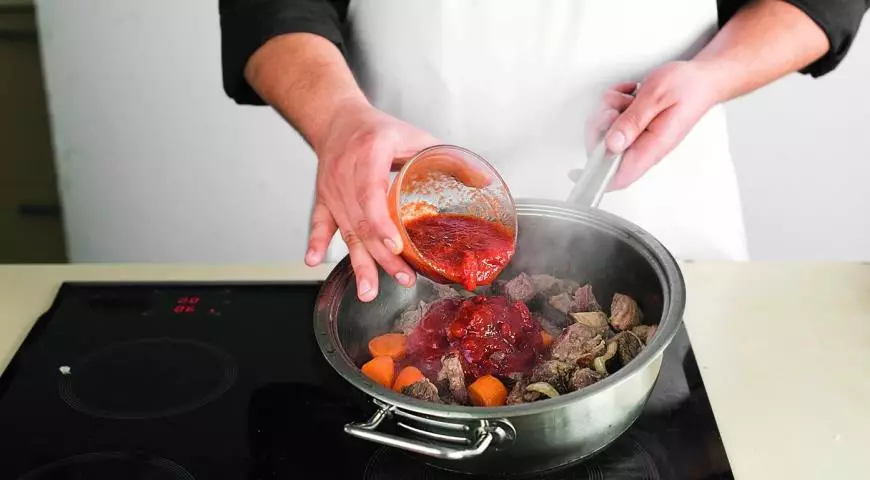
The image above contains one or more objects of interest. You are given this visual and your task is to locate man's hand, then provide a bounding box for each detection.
[307,101,439,302]
[245,33,443,302]
[599,61,721,191]
[579,0,830,191]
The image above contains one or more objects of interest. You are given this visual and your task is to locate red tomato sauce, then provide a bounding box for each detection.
[405,296,545,382]
[403,214,515,291]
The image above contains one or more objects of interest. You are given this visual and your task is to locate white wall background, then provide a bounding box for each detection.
[725,31,870,261]
[34,0,870,263]
[36,0,319,263]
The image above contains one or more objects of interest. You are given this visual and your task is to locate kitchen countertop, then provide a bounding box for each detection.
[0,262,868,479]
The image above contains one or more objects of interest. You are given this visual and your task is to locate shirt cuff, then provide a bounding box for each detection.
[785,0,859,77]
[220,1,344,105]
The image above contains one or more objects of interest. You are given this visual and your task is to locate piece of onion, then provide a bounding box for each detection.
[593,340,619,376]
[526,382,560,398]
[570,311,608,329]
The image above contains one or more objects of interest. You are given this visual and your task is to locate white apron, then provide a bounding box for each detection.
[327,0,749,262]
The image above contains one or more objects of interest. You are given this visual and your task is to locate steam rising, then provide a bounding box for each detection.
[503,207,620,286]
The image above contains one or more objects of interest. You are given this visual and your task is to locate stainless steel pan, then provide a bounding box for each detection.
[313,198,685,475]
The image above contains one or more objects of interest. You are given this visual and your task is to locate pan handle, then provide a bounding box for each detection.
[566,142,624,209]
[567,83,639,209]
[344,400,514,460]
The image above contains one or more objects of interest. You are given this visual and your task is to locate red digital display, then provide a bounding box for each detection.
[173,296,200,314]
[172,296,220,316]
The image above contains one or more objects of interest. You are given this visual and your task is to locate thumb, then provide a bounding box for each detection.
[605,88,667,154]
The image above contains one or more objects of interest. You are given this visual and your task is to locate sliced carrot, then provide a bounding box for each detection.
[368,333,408,360]
[392,366,425,392]
[468,374,508,407]
[541,331,554,348]
[361,356,395,389]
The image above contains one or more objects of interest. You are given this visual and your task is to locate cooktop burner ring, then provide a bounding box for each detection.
[361,428,665,479]
[582,430,663,480]
[363,447,436,480]
[58,337,238,420]
[17,451,195,480]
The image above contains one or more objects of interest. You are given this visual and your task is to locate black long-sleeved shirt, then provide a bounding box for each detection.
[219,0,870,106]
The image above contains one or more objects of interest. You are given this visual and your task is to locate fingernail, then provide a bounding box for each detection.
[607,131,626,152]
[358,280,373,297]
[384,237,402,255]
[395,272,411,286]
[305,249,321,265]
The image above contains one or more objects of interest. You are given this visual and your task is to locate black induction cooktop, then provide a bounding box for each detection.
[0,282,733,480]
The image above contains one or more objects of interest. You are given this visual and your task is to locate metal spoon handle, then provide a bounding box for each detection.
[566,141,623,209]
[567,83,639,209]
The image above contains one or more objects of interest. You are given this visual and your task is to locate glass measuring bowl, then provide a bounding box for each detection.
[387,145,518,288]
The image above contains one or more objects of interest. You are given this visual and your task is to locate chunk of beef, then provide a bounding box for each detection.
[570,311,608,329]
[541,294,572,328]
[437,352,468,404]
[530,274,560,296]
[503,273,536,304]
[530,275,579,297]
[529,360,575,394]
[430,283,461,300]
[570,368,603,391]
[559,279,581,296]
[395,300,427,335]
[610,293,643,331]
[550,323,601,364]
[499,372,524,388]
[616,331,644,366]
[438,390,461,405]
[573,284,602,312]
[549,293,575,315]
[402,379,442,403]
[493,373,526,403]
[506,376,529,405]
[631,324,657,344]
[575,336,607,369]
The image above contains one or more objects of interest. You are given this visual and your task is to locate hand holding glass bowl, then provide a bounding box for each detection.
[387,145,519,292]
